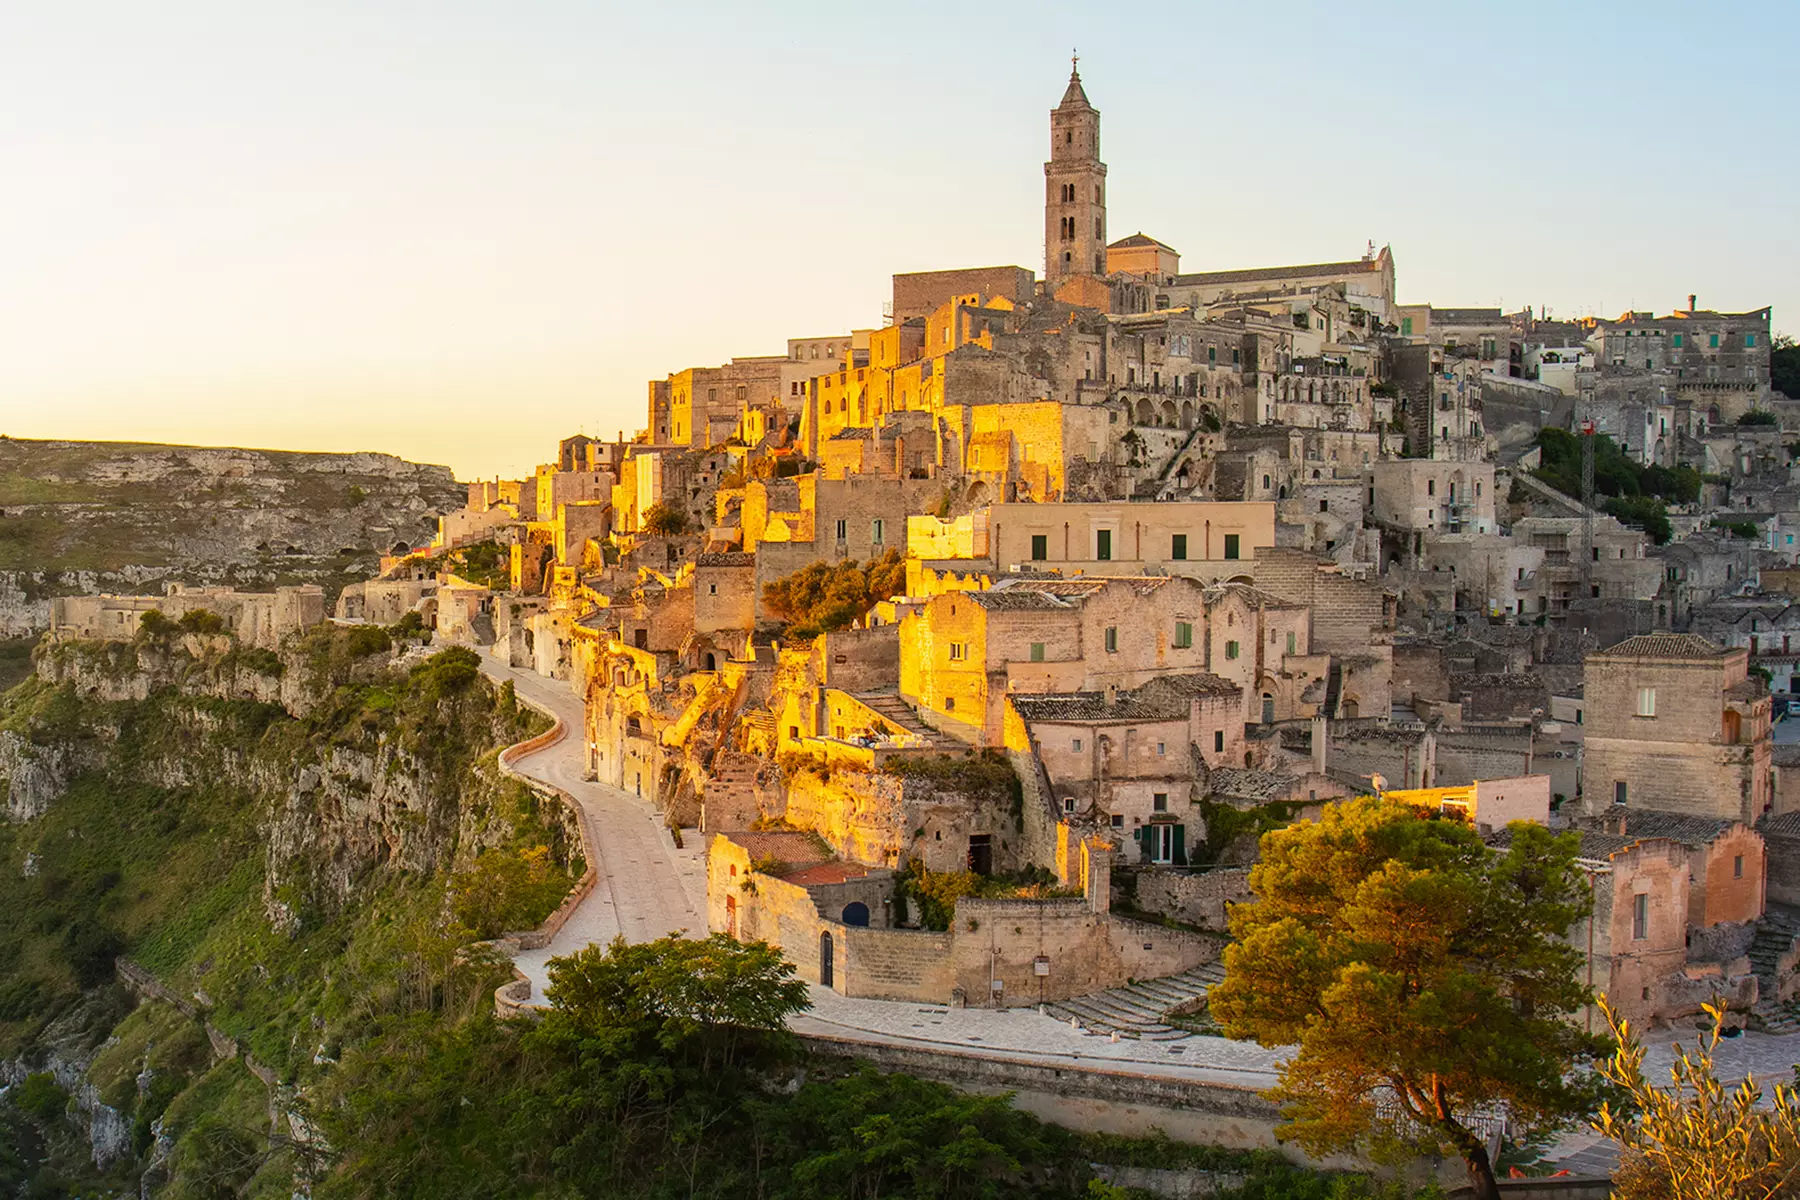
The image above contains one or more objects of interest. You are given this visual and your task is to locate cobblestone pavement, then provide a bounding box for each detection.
[479,657,708,1002]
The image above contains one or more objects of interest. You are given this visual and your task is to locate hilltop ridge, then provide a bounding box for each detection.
[0,437,464,637]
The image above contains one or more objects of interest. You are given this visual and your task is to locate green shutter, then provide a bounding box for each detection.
[1172,825,1188,866]
[1138,826,1155,863]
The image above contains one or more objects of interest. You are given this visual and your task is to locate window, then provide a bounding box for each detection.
[1225,640,1240,660]
[1614,780,1628,806]
[1072,738,1082,752]
[1031,533,1048,561]
[1319,499,1329,513]
[1213,730,1224,752]
[1286,631,1297,655]
[835,518,847,540]
[1111,813,1124,828]
[1064,797,1076,813]
[1153,792,1169,813]
[1636,687,1656,717]
[948,642,966,661]
[1096,529,1112,561]
[708,583,717,595]
[1632,893,1649,941]
[1223,534,1240,560]
[1427,479,1436,496]
[1735,854,1745,879]
[1104,627,1118,653]
[1709,334,1720,349]
[1673,333,1683,348]
[1747,333,1758,348]
[1029,642,1045,662]
[1174,621,1193,648]
[871,518,884,544]
[1208,346,1217,363]
[1171,533,1188,561]
[1156,742,1166,756]
[1401,317,1413,336]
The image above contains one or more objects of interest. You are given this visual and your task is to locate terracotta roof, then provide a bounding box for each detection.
[1011,692,1183,723]
[1725,678,1769,700]
[1609,811,1741,846]
[1758,811,1800,838]
[1773,745,1800,768]
[1108,232,1178,253]
[1205,581,1303,609]
[1174,258,1382,288]
[1135,672,1242,699]
[1596,633,1729,659]
[966,590,1071,611]
[724,830,831,867]
[1207,769,1297,802]
[779,862,872,886]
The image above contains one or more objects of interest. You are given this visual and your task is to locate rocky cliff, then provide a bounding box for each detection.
[0,629,576,1193]
[0,437,464,636]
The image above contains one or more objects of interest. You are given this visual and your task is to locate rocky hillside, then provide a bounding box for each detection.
[0,437,464,637]
[0,627,575,1195]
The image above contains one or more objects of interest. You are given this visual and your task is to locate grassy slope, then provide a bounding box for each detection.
[0,638,566,1194]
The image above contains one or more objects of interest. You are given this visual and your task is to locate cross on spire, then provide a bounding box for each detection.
[1071,48,1079,78]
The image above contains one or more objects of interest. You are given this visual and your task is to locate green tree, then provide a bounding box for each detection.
[642,502,691,537]
[1774,334,1800,399]
[1208,798,1606,1200]
[761,549,906,637]
[1595,998,1800,1200]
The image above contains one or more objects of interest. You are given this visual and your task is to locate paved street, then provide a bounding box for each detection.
[476,655,1800,1166]
[479,657,708,1003]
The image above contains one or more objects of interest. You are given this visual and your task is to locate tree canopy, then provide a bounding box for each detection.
[1595,998,1800,1200]
[1208,798,1607,1200]
[643,502,691,537]
[762,549,907,638]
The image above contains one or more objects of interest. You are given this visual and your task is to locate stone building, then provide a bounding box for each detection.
[51,584,324,651]
[912,499,1276,577]
[898,576,1211,746]
[1580,633,1772,823]
[1004,672,1245,865]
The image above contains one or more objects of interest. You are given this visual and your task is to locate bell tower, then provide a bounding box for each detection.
[1044,55,1107,284]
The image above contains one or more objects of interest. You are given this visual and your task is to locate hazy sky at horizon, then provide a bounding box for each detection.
[3,1,1796,481]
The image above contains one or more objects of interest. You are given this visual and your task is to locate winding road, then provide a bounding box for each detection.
[480,657,708,1001]
[478,655,1800,1173]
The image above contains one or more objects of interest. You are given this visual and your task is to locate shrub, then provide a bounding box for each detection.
[176,609,226,636]
[642,503,690,537]
[9,1073,67,1124]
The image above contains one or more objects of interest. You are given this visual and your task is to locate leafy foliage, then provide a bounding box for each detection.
[895,860,1073,931]
[643,502,691,537]
[1775,334,1800,399]
[1533,427,1700,505]
[1604,495,1673,545]
[1208,798,1607,1199]
[762,549,907,637]
[1595,997,1800,1200]
[1737,409,1779,427]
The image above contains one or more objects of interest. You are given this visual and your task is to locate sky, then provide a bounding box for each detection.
[2,1,1796,482]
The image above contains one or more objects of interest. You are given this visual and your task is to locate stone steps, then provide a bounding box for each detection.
[855,692,960,749]
[1751,999,1800,1036]
[1042,962,1228,1041]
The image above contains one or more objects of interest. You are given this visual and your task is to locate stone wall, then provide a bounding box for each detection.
[1132,867,1253,932]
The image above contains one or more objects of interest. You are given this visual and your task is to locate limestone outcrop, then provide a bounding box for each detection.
[0,437,464,637]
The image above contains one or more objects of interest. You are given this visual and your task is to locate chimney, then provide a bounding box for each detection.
[1104,683,1118,707]
[1688,294,1697,314]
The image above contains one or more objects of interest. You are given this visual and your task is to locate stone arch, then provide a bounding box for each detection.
[841,902,870,927]
[964,479,993,509]
[1135,396,1155,424]
[1340,696,1360,719]
[1160,399,1180,427]
[1180,400,1195,428]
[1654,437,1668,466]
[703,651,717,671]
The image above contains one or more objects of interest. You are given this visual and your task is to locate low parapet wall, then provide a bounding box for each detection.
[799,1030,1290,1149]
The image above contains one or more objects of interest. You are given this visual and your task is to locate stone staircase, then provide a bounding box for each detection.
[1043,963,1227,1041]
[1748,908,1800,1034]
[855,692,961,750]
